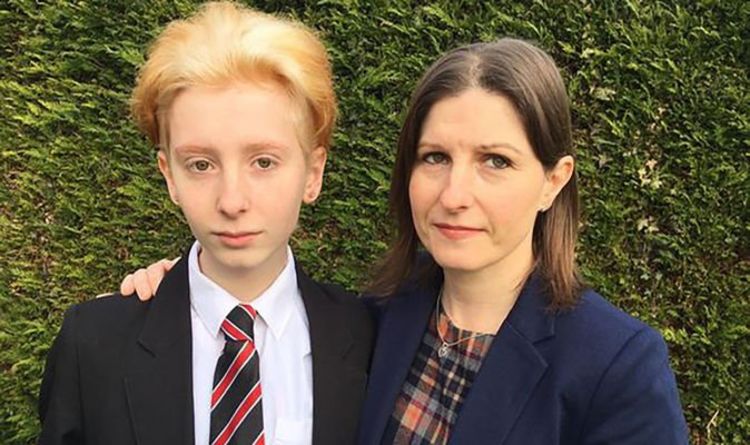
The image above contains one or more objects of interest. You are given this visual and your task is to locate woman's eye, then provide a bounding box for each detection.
[485,155,509,169]
[189,160,212,172]
[423,152,448,164]
[255,157,275,169]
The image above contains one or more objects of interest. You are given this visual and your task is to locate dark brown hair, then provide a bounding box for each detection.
[370,38,582,309]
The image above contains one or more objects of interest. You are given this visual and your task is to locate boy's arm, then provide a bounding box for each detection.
[38,305,84,445]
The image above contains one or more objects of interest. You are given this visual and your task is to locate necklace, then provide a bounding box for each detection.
[435,288,492,358]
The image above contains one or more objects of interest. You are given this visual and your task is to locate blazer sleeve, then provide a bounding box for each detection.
[38,305,84,445]
[581,326,689,445]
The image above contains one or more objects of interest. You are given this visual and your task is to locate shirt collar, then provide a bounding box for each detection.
[188,241,299,340]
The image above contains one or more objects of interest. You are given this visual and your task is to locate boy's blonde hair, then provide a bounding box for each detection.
[130,1,336,151]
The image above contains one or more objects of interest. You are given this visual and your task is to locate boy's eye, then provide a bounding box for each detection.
[255,157,275,169]
[189,159,212,172]
[484,154,510,169]
[422,152,449,164]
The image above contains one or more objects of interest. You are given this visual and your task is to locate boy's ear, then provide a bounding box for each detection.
[303,146,327,204]
[157,150,180,206]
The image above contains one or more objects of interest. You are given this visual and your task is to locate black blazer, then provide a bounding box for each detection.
[39,255,374,445]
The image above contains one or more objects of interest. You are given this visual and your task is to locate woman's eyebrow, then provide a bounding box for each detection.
[418,141,523,154]
[477,142,523,155]
[416,141,444,151]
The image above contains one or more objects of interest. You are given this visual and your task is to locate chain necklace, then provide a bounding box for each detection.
[435,288,492,358]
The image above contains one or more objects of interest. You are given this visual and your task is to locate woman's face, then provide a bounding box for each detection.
[408,88,572,276]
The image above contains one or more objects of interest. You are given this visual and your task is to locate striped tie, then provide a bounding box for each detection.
[210,304,265,445]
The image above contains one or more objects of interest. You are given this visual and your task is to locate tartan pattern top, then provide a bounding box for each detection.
[382,303,495,445]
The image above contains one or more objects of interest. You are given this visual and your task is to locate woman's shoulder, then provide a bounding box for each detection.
[563,288,650,333]
[553,290,687,440]
[551,288,669,367]
[357,282,424,324]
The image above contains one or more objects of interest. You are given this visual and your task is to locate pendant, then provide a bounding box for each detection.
[438,343,450,358]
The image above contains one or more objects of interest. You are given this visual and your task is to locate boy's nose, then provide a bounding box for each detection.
[216,173,249,217]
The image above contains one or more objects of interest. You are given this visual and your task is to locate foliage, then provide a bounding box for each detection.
[1,0,748,443]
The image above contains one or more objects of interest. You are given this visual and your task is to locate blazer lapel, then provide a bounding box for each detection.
[358,284,437,445]
[297,264,368,445]
[448,276,555,445]
[124,256,195,445]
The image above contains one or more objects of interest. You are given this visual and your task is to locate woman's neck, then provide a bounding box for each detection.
[441,248,533,334]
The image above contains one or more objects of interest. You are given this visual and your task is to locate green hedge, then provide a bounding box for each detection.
[1,0,748,443]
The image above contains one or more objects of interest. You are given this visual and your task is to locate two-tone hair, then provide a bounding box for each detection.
[130,1,336,153]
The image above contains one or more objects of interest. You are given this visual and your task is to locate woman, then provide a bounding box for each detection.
[356,38,688,444]
[119,39,688,444]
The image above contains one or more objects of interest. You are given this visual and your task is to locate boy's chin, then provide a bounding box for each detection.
[212,252,271,271]
[201,244,287,274]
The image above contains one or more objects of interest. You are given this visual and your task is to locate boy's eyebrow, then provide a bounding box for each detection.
[171,143,217,154]
[171,141,290,154]
[242,141,289,152]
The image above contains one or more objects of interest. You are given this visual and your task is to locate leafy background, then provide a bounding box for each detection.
[1,0,748,443]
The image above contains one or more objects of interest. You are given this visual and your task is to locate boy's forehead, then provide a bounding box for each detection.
[166,83,310,153]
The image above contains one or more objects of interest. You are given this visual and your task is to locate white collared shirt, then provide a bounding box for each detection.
[188,241,313,445]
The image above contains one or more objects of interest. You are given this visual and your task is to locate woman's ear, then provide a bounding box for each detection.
[303,146,327,204]
[157,150,180,206]
[540,155,574,211]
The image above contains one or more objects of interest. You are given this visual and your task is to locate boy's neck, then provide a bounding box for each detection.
[198,245,289,303]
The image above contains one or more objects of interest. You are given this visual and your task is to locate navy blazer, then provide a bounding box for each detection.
[358,275,689,444]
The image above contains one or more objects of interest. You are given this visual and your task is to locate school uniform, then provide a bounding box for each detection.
[359,273,689,445]
[39,242,374,445]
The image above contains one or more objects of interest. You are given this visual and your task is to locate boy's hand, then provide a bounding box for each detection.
[118,258,178,301]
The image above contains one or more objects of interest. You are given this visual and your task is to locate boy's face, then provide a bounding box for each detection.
[158,82,326,281]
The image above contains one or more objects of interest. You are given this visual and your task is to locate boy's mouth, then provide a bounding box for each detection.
[213,231,262,248]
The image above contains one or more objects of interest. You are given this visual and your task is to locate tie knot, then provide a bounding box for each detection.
[221,304,257,342]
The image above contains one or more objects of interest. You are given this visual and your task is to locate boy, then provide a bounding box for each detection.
[38,2,373,444]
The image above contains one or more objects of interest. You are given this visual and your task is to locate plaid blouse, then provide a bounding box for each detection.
[382,303,495,445]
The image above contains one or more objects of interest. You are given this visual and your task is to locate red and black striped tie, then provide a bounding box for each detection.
[210,304,265,445]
